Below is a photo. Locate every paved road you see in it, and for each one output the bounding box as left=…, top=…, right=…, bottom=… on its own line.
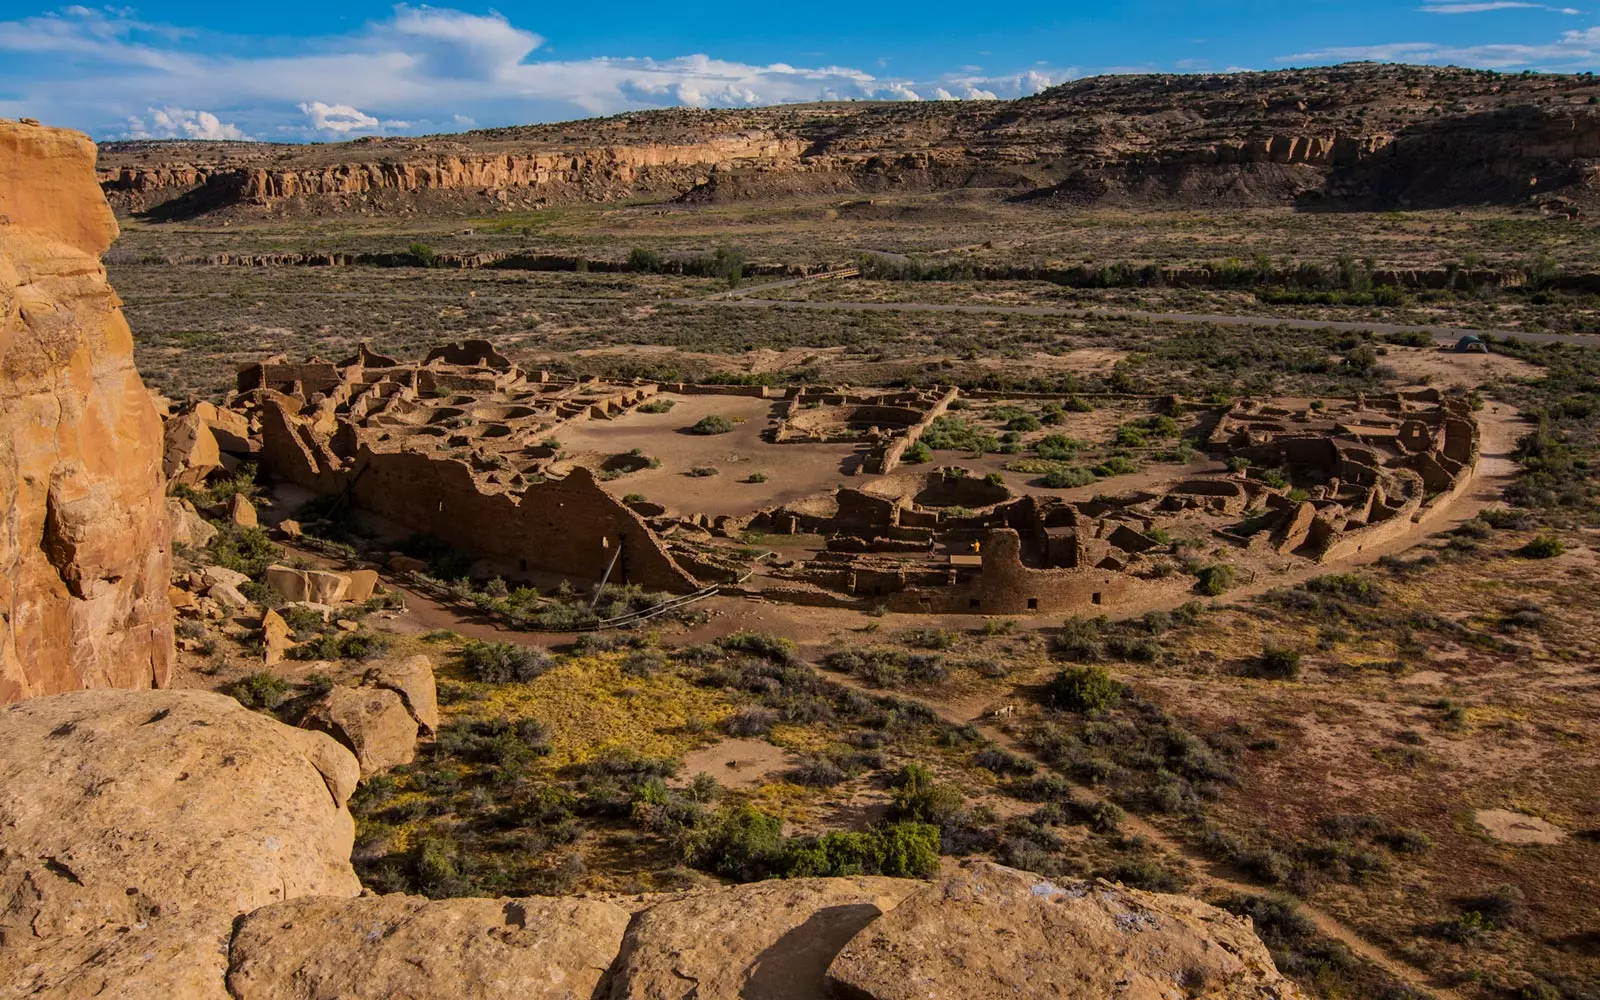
left=678, top=293, right=1600, bottom=347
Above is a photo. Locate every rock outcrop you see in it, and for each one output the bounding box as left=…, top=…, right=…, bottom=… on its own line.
left=0, top=687, right=1305, bottom=999
left=604, top=877, right=921, bottom=1000
left=0, top=690, right=360, bottom=994
left=302, top=684, right=418, bottom=776
left=826, top=863, right=1302, bottom=1000
left=0, top=119, right=173, bottom=705
left=228, top=894, right=632, bottom=999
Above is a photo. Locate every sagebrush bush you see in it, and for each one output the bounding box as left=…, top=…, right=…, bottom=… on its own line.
left=461, top=640, right=553, bottom=683
left=1044, top=666, right=1122, bottom=713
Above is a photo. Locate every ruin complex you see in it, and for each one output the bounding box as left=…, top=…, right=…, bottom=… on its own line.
left=217, top=343, right=1480, bottom=619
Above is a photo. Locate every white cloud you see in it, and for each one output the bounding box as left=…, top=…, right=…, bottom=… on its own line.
left=1283, top=25, right=1600, bottom=68
left=0, top=7, right=1086, bottom=139
left=1420, top=2, right=1579, bottom=12
left=298, top=101, right=379, bottom=134
left=124, top=106, right=250, bottom=140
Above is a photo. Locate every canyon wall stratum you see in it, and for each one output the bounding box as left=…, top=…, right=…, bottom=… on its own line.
left=0, top=119, right=173, bottom=705
left=96, top=64, right=1600, bottom=220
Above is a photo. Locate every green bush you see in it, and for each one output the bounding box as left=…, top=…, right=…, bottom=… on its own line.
left=888, top=763, right=964, bottom=825
left=628, top=247, right=664, bottom=273
left=206, top=525, right=281, bottom=580
left=1257, top=644, right=1303, bottom=680
left=1042, top=467, right=1095, bottom=489
left=903, top=441, right=933, bottom=464
left=688, top=415, right=736, bottom=435
left=781, top=823, right=940, bottom=878
left=1195, top=564, right=1237, bottom=596
left=638, top=399, right=676, bottom=414
left=1034, top=434, right=1088, bottom=460
left=231, top=672, right=290, bottom=711
left=1044, top=666, right=1122, bottom=713
left=1519, top=535, right=1564, bottom=558
left=686, top=803, right=785, bottom=880
left=461, top=641, right=554, bottom=683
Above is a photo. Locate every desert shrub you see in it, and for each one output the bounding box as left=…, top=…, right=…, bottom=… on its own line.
left=973, top=747, right=1036, bottom=777
left=788, top=755, right=849, bottom=788
left=1302, top=573, right=1383, bottom=606
left=717, top=631, right=796, bottom=664
left=888, top=763, right=964, bottom=825
left=1257, top=644, right=1303, bottom=680
left=1094, top=455, right=1139, bottom=476
left=745, top=472, right=768, bottom=483
left=638, top=399, right=676, bottom=414
left=1194, top=564, right=1236, bottom=596
left=685, top=803, right=785, bottom=881
left=621, top=649, right=666, bottom=678
left=1050, top=615, right=1106, bottom=662
left=231, top=671, right=290, bottom=710
left=627, top=247, right=664, bottom=273
left=206, top=525, right=281, bottom=580
left=688, top=415, right=736, bottom=435
left=687, top=466, right=719, bottom=477
left=1044, top=666, right=1122, bottom=713
left=903, top=441, right=933, bottom=463
left=903, top=627, right=960, bottom=651
left=920, top=417, right=999, bottom=453
left=782, top=823, right=941, bottom=879
left=722, top=706, right=778, bottom=736
left=289, top=630, right=393, bottom=661
left=1519, top=535, right=1564, bottom=558
left=461, top=641, right=554, bottom=683
left=1035, top=434, right=1088, bottom=460
left=1042, top=466, right=1095, bottom=489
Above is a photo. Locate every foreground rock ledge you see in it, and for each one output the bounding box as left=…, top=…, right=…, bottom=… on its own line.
left=0, top=689, right=1303, bottom=999
left=0, top=689, right=360, bottom=996
left=827, top=863, right=1302, bottom=1000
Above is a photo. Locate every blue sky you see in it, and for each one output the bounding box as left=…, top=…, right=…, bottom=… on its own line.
left=2, top=2, right=1598, bottom=141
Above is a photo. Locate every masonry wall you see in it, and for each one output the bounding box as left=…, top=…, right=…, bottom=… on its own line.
left=889, top=530, right=1136, bottom=614
left=349, top=449, right=698, bottom=592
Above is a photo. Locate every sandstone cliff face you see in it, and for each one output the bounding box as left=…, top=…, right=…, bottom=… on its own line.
left=96, top=65, right=1600, bottom=217
left=0, top=120, right=173, bottom=705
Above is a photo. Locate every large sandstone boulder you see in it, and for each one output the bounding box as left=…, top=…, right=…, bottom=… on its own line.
left=163, top=410, right=222, bottom=488
left=606, top=877, right=920, bottom=1000
left=167, top=496, right=218, bottom=548
left=0, top=120, right=174, bottom=706
left=303, top=685, right=418, bottom=776
left=825, top=862, right=1305, bottom=1000
left=265, top=564, right=361, bottom=604
left=0, top=690, right=360, bottom=990
left=228, top=894, right=631, bottom=999
left=366, top=654, right=440, bottom=734
left=194, top=400, right=254, bottom=453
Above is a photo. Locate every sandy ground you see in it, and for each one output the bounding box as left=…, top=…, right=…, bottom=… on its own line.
left=553, top=393, right=866, bottom=516
left=1474, top=808, right=1569, bottom=845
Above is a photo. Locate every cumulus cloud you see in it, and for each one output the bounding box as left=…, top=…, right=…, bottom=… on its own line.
left=124, top=106, right=250, bottom=140
left=298, top=101, right=380, bottom=134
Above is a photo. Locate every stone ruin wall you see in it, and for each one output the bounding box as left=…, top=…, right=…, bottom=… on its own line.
left=347, top=450, right=698, bottom=592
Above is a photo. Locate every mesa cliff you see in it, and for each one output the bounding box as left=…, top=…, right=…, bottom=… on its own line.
left=0, top=120, right=173, bottom=705
left=97, top=64, right=1600, bottom=219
